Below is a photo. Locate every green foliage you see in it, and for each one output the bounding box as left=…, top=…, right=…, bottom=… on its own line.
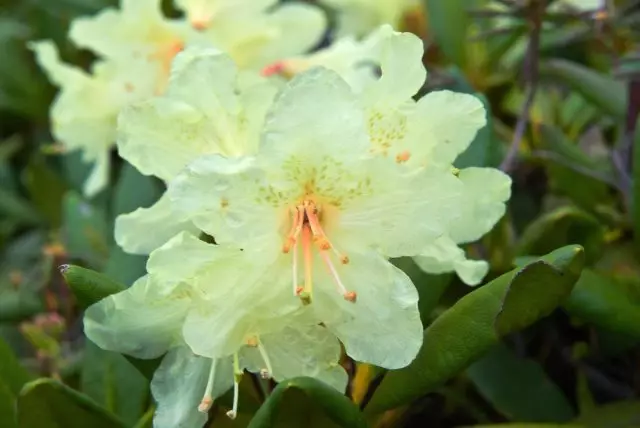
left=1, top=0, right=640, bottom=427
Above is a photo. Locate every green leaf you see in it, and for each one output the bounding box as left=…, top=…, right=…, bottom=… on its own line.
left=17, top=378, right=127, bottom=428
left=573, top=400, right=640, bottom=427
left=364, top=245, right=585, bottom=414
left=80, top=342, right=149, bottom=426
left=0, top=291, right=43, bottom=323
left=59, top=264, right=161, bottom=381
left=23, top=156, right=67, bottom=227
left=248, top=377, right=367, bottom=428
left=62, top=193, right=109, bottom=267
left=111, top=163, right=161, bottom=220
left=516, top=206, right=604, bottom=264
left=539, top=59, right=626, bottom=119
left=0, top=380, right=17, bottom=428
left=495, top=259, right=582, bottom=336
left=424, top=0, right=476, bottom=69
left=564, top=270, right=640, bottom=340
left=59, top=264, right=125, bottom=309
left=467, top=344, right=575, bottom=422
left=0, top=338, right=31, bottom=395
left=0, top=187, right=41, bottom=226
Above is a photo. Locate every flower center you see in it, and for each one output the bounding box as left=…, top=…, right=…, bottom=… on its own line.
left=151, top=41, right=184, bottom=94
left=282, top=200, right=356, bottom=304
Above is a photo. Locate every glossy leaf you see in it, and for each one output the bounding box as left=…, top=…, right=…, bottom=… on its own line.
left=467, top=344, right=575, bottom=422
left=564, top=270, right=640, bottom=340
left=59, top=264, right=125, bottom=309
left=365, top=246, right=585, bottom=414
left=248, top=377, right=367, bottom=428
left=516, top=205, right=604, bottom=264
left=17, top=378, right=127, bottom=428
left=539, top=59, right=626, bottom=119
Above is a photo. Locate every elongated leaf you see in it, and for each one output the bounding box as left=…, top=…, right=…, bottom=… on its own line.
left=59, top=264, right=125, bottom=309
left=0, top=291, right=43, bottom=322
left=0, top=338, right=31, bottom=395
left=467, top=344, right=575, bottom=422
left=248, top=377, right=367, bottom=428
left=539, top=59, right=626, bottom=119
left=365, top=246, right=585, bottom=414
left=0, top=381, right=17, bottom=428
left=564, top=270, right=640, bottom=340
left=17, top=378, right=127, bottom=428
left=495, top=259, right=581, bottom=335
left=516, top=205, right=604, bottom=264
left=424, top=0, right=475, bottom=69
left=23, top=156, right=67, bottom=227
left=62, top=193, right=110, bottom=267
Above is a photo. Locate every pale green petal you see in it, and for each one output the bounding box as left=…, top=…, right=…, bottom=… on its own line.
left=336, top=161, right=464, bottom=257
left=249, top=3, right=327, bottom=67
left=151, top=346, right=210, bottom=428
left=313, top=248, right=423, bottom=369
left=362, top=27, right=426, bottom=106
left=151, top=346, right=234, bottom=428
left=83, top=151, right=110, bottom=197
left=242, top=324, right=348, bottom=392
left=29, top=41, right=88, bottom=87
left=175, top=0, right=277, bottom=25
left=405, top=91, right=486, bottom=167
left=84, top=275, right=189, bottom=359
left=182, top=254, right=299, bottom=359
left=168, top=155, right=281, bottom=249
left=449, top=167, right=512, bottom=244
left=414, top=236, right=489, bottom=286
left=117, top=97, right=215, bottom=181
left=115, top=191, right=199, bottom=255
left=261, top=67, right=369, bottom=164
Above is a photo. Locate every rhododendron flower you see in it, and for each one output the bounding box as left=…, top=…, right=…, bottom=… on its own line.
left=266, top=27, right=512, bottom=285
left=31, top=0, right=325, bottom=197
left=115, top=47, right=277, bottom=254
left=84, top=232, right=346, bottom=427
left=320, top=0, right=422, bottom=38
left=166, top=65, right=465, bottom=368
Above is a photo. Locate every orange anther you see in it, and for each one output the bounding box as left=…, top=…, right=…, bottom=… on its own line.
left=246, top=337, right=258, bottom=347
left=295, top=286, right=304, bottom=296
left=344, top=291, right=357, bottom=303
left=261, top=62, right=285, bottom=77
left=192, top=20, right=208, bottom=30
left=340, top=256, right=350, bottom=265
left=198, top=397, right=213, bottom=413
left=316, top=237, right=331, bottom=250
left=396, top=151, right=411, bottom=163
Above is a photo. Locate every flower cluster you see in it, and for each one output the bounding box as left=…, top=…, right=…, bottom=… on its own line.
left=35, top=3, right=512, bottom=427
left=31, top=0, right=325, bottom=196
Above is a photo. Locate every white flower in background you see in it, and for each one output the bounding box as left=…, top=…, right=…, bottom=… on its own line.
left=31, top=0, right=326, bottom=197
left=320, top=0, right=421, bottom=38
left=29, top=42, right=162, bottom=196
left=84, top=232, right=346, bottom=427
left=174, top=0, right=327, bottom=69
left=114, top=47, right=277, bottom=255
left=166, top=63, right=466, bottom=369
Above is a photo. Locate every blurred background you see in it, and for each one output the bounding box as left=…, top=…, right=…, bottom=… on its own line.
left=1, top=0, right=640, bottom=427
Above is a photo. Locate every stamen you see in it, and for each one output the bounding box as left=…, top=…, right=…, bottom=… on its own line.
left=396, top=151, right=411, bottom=163
left=246, top=336, right=258, bottom=347
left=319, top=251, right=357, bottom=303
left=291, top=238, right=299, bottom=296
left=304, top=202, right=331, bottom=250
left=301, top=224, right=314, bottom=304
left=283, top=207, right=303, bottom=253
left=261, top=61, right=285, bottom=77
left=256, top=337, right=273, bottom=379
left=226, top=353, right=241, bottom=419
left=198, top=359, right=217, bottom=413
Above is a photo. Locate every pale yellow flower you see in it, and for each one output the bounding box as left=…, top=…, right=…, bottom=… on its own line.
left=321, top=0, right=420, bottom=37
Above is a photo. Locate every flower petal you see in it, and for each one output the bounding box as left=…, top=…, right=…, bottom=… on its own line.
left=115, top=191, right=199, bottom=255
left=242, top=324, right=348, bottom=392
left=168, top=154, right=281, bottom=249
left=313, top=248, right=423, bottom=369
left=151, top=346, right=233, bottom=428
left=84, top=275, right=189, bottom=359
left=336, top=160, right=464, bottom=257
left=262, top=67, right=369, bottom=164
left=449, top=167, right=512, bottom=244
left=83, top=151, right=110, bottom=197
left=414, top=236, right=489, bottom=286
left=404, top=91, right=486, bottom=167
